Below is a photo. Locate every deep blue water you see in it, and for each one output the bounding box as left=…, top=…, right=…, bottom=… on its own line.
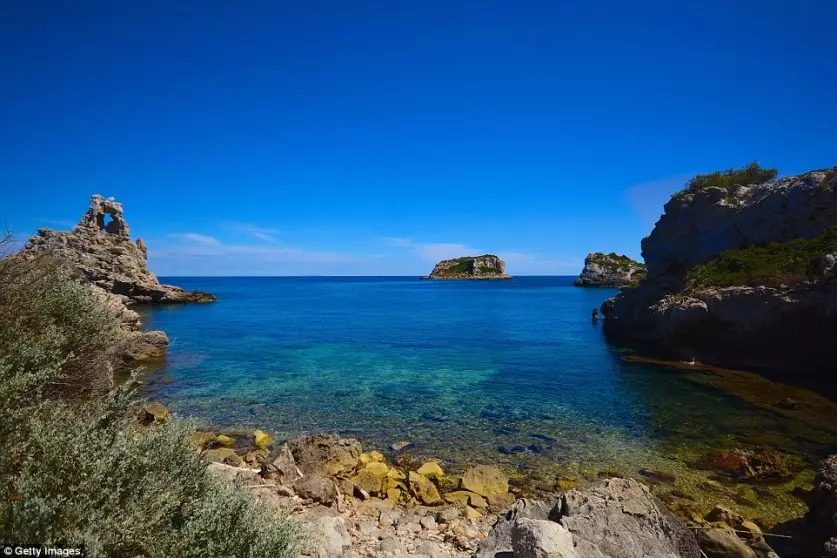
left=139, top=276, right=827, bottom=485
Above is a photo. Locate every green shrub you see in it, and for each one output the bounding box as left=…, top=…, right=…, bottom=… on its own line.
left=0, top=237, right=298, bottom=557
left=688, top=227, right=837, bottom=287
left=674, top=162, right=778, bottom=199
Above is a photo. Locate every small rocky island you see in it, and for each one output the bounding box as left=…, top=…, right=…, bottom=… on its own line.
left=424, top=254, right=512, bottom=280
left=21, top=194, right=215, bottom=362
left=602, top=164, right=837, bottom=377
left=573, top=252, right=646, bottom=287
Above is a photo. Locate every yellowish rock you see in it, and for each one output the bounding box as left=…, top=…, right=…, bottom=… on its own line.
left=408, top=471, right=443, bottom=505
left=464, top=506, right=482, bottom=520
left=252, top=429, right=272, bottom=447
left=352, top=469, right=384, bottom=495
left=191, top=431, right=216, bottom=450
left=368, top=450, right=385, bottom=462
left=417, top=461, right=444, bottom=479
left=365, top=461, right=389, bottom=478
left=202, top=447, right=242, bottom=467
left=386, top=468, right=406, bottom=481
left=468, top=492, right=488, bottom=509
left=444, top=491, right=472, bottom=507
left=557, top=476, right=580, bottom=492
left=460, top=465, right=508, bottom=497
left=485, top=492, right=516, bottom=511
left=215, top=434, right=236, bottom=448
left=386, top=487, right=402, bottom=501
left=141, top=402, right=169, bottom=424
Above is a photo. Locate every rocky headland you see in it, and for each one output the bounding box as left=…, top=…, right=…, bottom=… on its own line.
left=22, top=194, right=215, bottom=362
left=573, top=252, right=646, bottom=287
left=602, top=165, right=837, bottom=377
left=424, top=255, right=512, bottom=280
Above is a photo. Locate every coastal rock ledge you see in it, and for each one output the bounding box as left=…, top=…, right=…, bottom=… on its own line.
left=574, top=252, right=646, bottom=287
left=424, top=254, right=512, bottom=280
left=602, top=166, right=837, bottom=375
left=22, top=194, right=215, bottom=362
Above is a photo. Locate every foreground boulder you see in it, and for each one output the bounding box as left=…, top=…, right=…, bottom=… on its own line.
left=286, top=434, right=362, bottom=477
left=424, top=254, right=512, bottom=280
left=602, top=166, right=837, bottom=376
left=574, top=252, right=646, bottom=288
left=478, top=478, right=700, bottom=557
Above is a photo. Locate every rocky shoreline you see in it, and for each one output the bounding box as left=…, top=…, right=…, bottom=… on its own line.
left=21, top=195, right=215, bottom=364
left=136, top=403, right=837, bottom=557
left=602, top=166, right=837, bottom=378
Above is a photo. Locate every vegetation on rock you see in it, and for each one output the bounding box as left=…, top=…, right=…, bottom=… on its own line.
left=673, top=161, right=778, bottom=199
left=0, top=236, right=297, bottom=557
left=688, top=226, right=837, bottom=287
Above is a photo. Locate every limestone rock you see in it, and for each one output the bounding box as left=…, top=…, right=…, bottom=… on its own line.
left=202, top=447, right=243, bottom=467
left=252, top=429, right=272, bottom=447
left=293, top=475, right=338, bottom=506
left=302, top=516, right=352, bottom=558
left=460, top=465, right=509, bottom=497
left=512, top=518, right=578, bottom=558
left=417, top=461, right=444, bottom=479
left=23, top=195, right=216, bottom=306
left=574, top=252, right=646, bottom=288
left=477, top=478, right=700, bottom=558
left=694, top=526, right=756, bottom=558
left=21, top=195, right=215, bottom=364
left=286, top=434, right=361, bottom=477
left=601, top=168, right=837, bottom=374
left=424, top=254, right=512, bottom=280
left=138, top=401, right=168, bottom=424
left=262, top=443, right=304, bottom=485
left=409, top=471, right=443, bottom=505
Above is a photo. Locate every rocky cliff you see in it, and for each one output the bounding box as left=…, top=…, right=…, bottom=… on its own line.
left=425, top=254, right=512, bottom=280
left=22, top=195, right=216, bottom=362
left=602, top=166, right=837, bottom=375
left=25, top=195, right=215, bottom=304
left=574, top=252, right=646, bottom=287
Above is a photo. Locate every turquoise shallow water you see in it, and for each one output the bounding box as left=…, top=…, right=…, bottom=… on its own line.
left=139, top=276, right=835, bottom=518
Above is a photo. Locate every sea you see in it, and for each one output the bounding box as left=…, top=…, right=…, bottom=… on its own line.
left=139, top=276, right=837, bottom=524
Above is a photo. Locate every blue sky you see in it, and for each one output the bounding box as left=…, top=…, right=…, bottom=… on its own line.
left=2, top=1, right=836, bottom=276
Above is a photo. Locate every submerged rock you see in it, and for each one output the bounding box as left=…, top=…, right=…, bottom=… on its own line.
left=697, top=447, right=798, bottom=481
left=460, top=465, right=509, bottom=497
left=574, top=252, right=646, bottom=288
left=424, top=254, right=512, bottom=280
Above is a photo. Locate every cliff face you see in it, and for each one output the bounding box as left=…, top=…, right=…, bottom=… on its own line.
left=25, top=195, right=215, bottom=304
left=23, top=195, right=216, bottom=362
left=573, top=252, right=646, bottom=287
left=425, top=254, right=512, bottom=280
left=602, top=168, right=837, bottom=373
